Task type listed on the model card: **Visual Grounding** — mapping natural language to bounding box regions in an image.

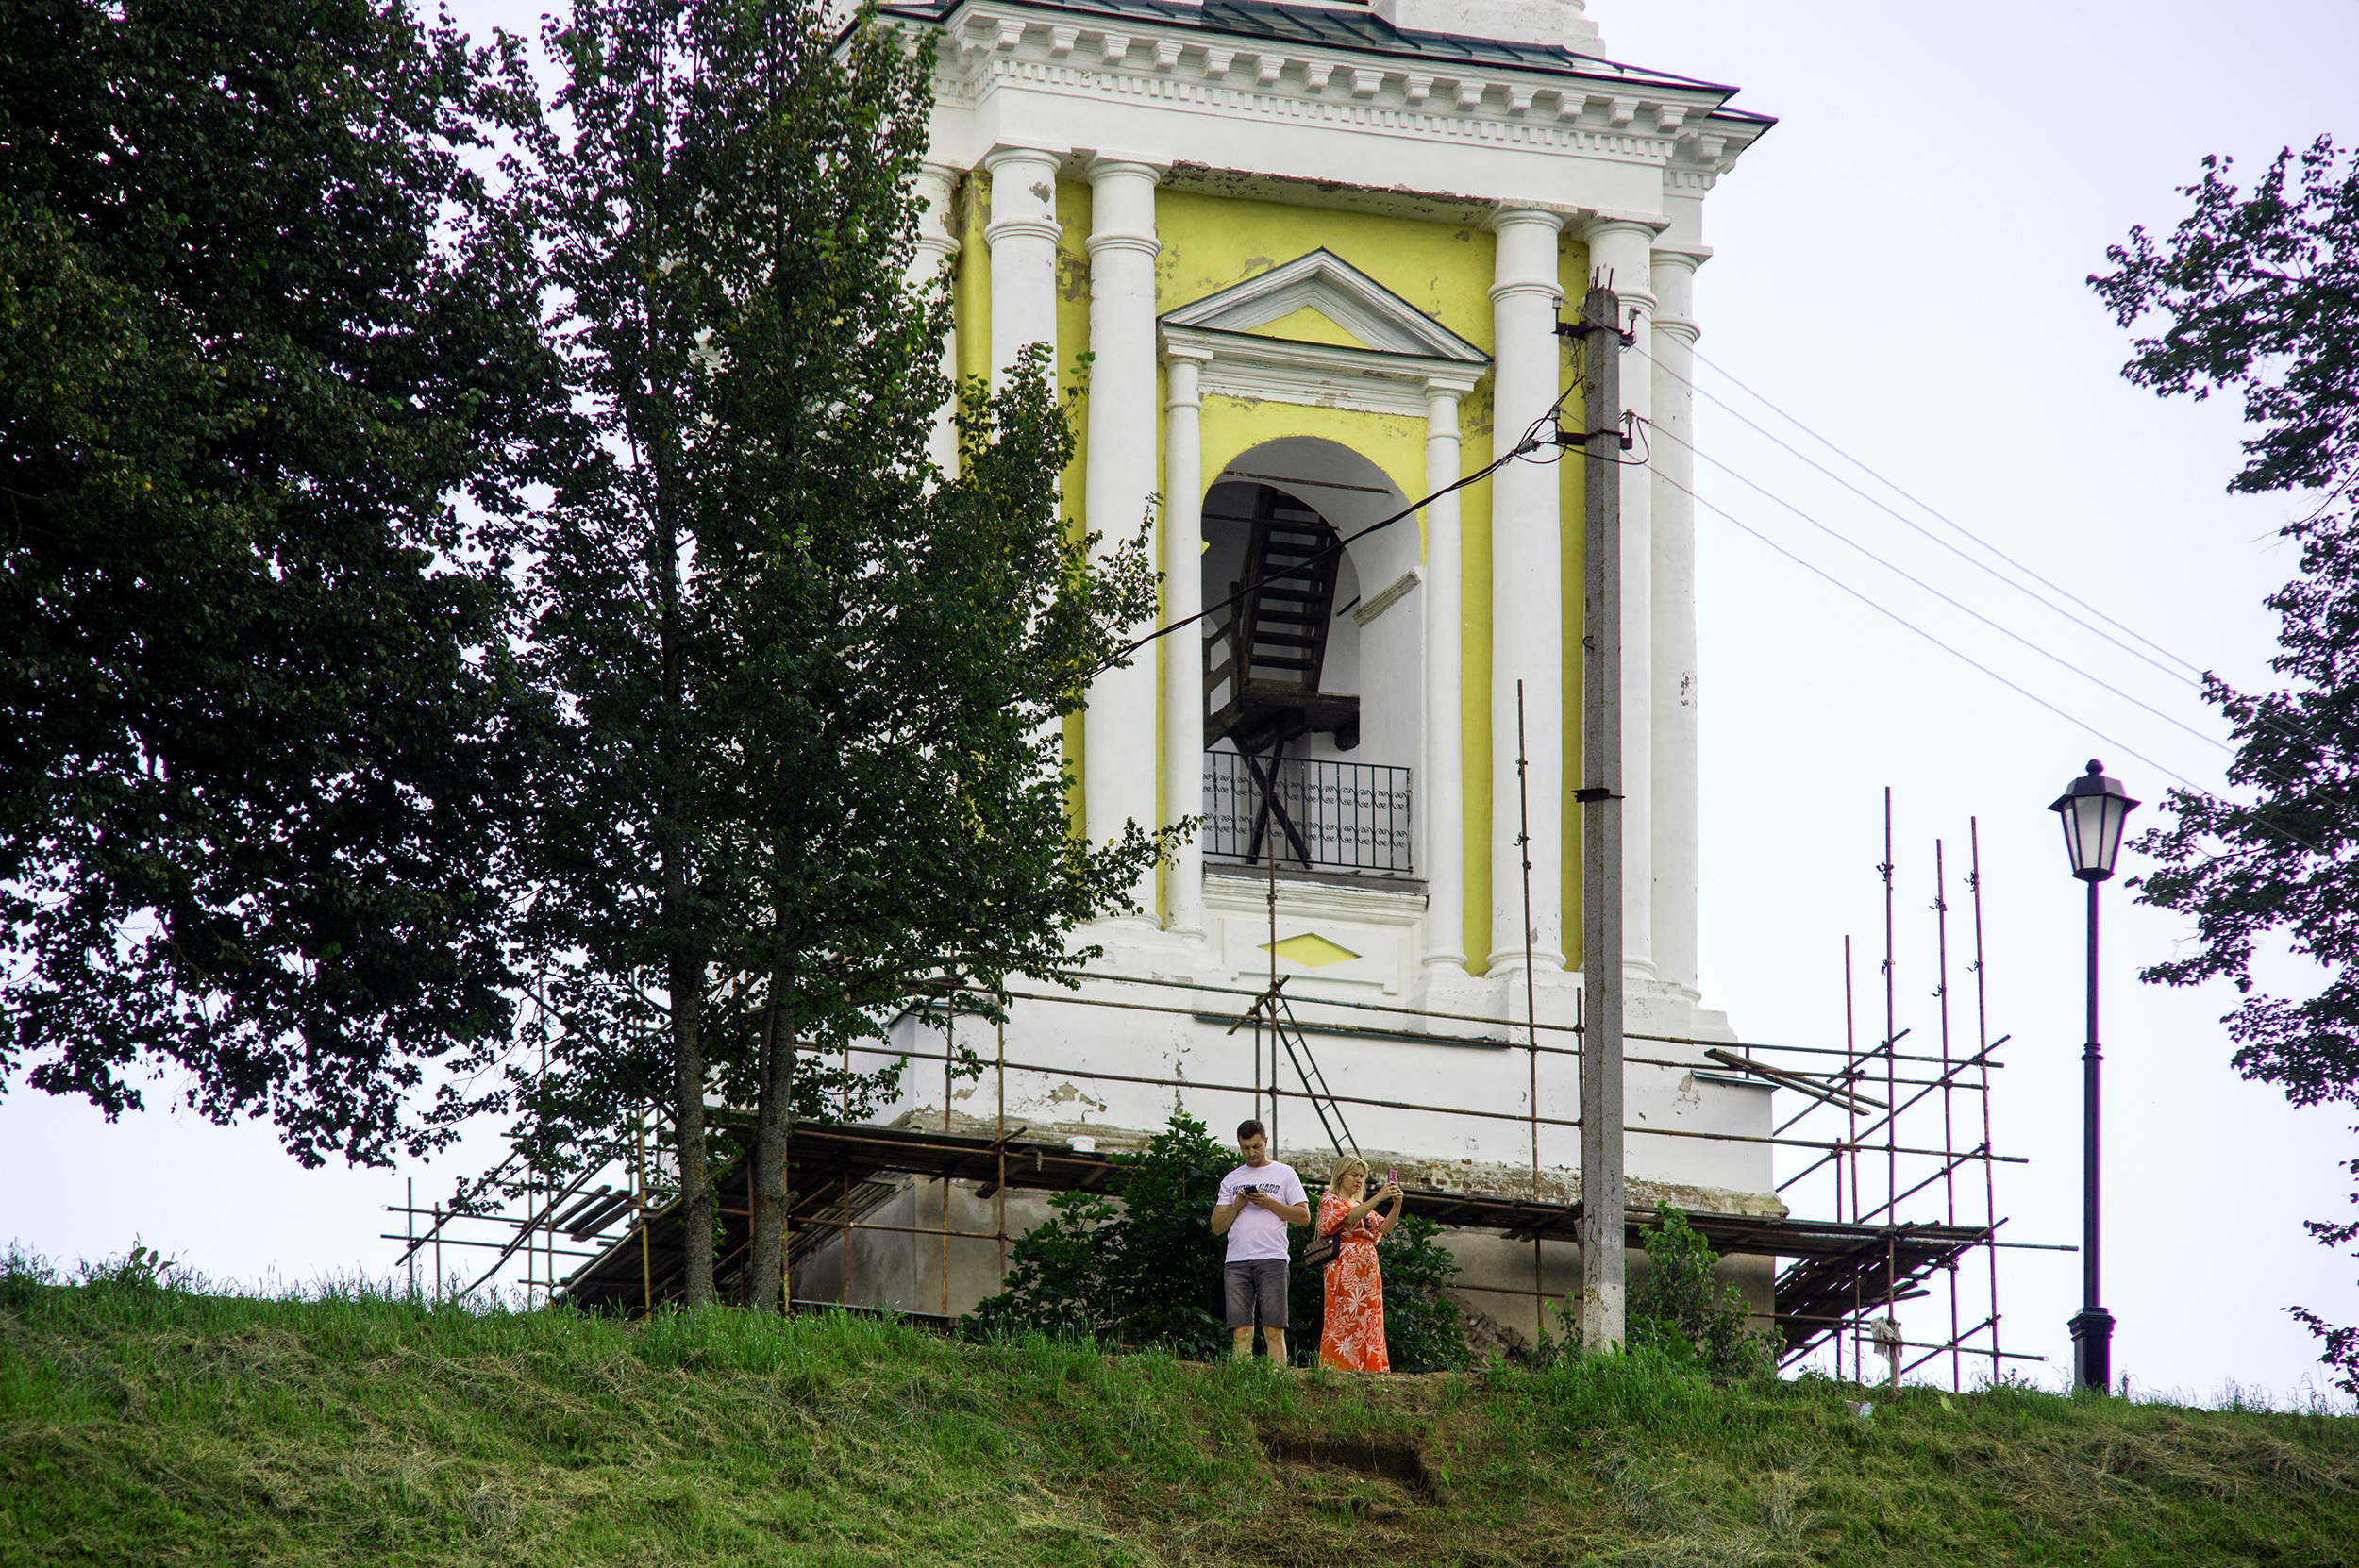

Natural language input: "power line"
[1658,465,2210,795]
[1665,462,2340,862]
[1661,424,2234,757]
[1631,336,2208,689]
[1645,340,2354,854]
[1689,344,2212,682]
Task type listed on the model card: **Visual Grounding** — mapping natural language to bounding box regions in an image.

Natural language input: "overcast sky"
[1611,0,2359,1402]
[6,0,2354,1404]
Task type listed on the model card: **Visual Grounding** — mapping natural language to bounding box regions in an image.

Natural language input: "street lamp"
[2049,759,2138,1394]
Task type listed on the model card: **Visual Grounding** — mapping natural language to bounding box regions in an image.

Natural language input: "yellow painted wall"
[1246,304,1363,349]
[1155,190,1508,969]
[950,172,991,388]
[954,177,1601,975]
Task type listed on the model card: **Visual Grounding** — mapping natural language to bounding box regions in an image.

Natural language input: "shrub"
[1626,1207,1778,1379]
[967,1113,1232,1359]
[1535,1207,1778,1380]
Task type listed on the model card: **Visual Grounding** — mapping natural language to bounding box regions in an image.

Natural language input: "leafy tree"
[519,0,1174,1309]
[975,1113,1471,1370]
[2091,135,2359,1394]
[0,0,561,1165]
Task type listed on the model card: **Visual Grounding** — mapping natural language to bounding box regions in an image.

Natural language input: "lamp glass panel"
[2094,793,2131,875]
[2057,796,2095,867]
[2076,796,2133,881]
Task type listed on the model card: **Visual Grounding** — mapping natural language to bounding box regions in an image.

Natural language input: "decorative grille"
[1201,751,1412,875]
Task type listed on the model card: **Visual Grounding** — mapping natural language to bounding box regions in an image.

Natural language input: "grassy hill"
[3,1270,2355,1566]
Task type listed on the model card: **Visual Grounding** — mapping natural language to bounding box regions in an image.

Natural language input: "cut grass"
[2,1275,2354,1565]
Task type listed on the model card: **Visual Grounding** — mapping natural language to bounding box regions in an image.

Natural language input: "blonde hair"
[1326,1159,1369,1197]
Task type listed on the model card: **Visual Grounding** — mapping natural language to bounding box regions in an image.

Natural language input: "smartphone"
[1386,1169,1397,1188]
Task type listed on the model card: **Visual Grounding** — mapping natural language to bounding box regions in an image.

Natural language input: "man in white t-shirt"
[1209,1119,1311,1361]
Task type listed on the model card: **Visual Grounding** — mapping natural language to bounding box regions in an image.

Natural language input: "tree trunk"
[668,949,715,1308]
[748,899,797,1312]
[652,401,714,1308]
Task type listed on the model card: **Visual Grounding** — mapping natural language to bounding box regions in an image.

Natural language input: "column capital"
[1421,373,1479,401]
[981,145,1064,250]
[1651,316,1700,347]
[1163,358,1203,411]
[1085,229,1161,259]
[1079,153,1167,183]
[910,164,961,264]
[980,142,1066,172]
[1084,154,1160,259]
[1485,204,1568,235]
[1580,213,1664,243]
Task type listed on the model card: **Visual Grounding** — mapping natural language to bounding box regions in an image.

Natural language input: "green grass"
[3,1264,2355,1565]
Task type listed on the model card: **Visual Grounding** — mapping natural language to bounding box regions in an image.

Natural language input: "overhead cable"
[1648,340,2352,851]
[1631,337,2207,687]
[1659,423,2233,756]
[1658,467,2209,795]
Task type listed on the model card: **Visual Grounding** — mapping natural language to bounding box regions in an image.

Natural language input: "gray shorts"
[1224,1259,1289,1330]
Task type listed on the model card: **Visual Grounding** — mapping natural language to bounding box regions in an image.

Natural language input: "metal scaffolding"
[385,793,2049,1390]
[1759,797,2035,1387]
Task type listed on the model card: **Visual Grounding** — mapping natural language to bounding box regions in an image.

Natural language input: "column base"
[2069,1307,2116,1395]
[1066,916,1227,984]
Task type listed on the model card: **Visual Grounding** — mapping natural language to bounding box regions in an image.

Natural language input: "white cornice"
[912,7,1760,180]
[1204,869,1427,924]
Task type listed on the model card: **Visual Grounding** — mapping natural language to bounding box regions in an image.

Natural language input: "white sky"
[6,0,2354,1404]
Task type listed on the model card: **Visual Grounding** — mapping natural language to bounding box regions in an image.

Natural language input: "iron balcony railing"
[1202,751,1412,875]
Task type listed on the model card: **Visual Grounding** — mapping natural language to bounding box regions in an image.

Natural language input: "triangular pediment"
[1160,249,1488,365]
[1249,304,1364,350]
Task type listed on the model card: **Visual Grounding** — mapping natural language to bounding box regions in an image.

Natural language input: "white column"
[1649,245,1704,998]
[1582,217,1657,982]
[1162,349,1211,936]
[1421,377,1474,973]
[908,162,961,476]
[1487,208,1567,977]
[984,146,1067,798]
[1083,158,1163,921]
[982,144,1062,386]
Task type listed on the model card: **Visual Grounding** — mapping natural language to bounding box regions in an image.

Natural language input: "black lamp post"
[2049,759,2138,1394]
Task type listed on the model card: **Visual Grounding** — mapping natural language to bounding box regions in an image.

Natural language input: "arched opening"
[1198,438,1419,877]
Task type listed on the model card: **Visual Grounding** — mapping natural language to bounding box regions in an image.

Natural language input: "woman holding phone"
[1314,1158,1403,1372]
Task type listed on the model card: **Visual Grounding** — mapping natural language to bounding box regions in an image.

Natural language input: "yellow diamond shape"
[1261,932,1361,969]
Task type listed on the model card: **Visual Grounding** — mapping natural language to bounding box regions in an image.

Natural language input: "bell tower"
[871,0,1782,1335]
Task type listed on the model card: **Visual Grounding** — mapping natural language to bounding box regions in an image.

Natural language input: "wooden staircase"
[1204,485,1361,757]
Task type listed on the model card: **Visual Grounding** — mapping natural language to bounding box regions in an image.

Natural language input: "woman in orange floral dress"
[1315,1158,1404,1372]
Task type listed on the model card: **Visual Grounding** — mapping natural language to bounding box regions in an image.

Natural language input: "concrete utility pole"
[1577,284,1628,1351]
